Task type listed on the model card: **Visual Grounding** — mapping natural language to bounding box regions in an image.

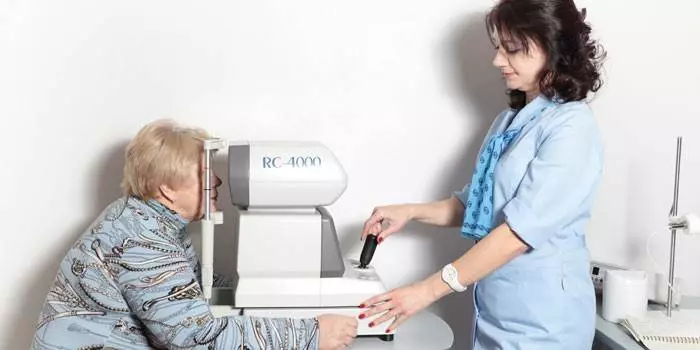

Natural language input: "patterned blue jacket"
[31,196,320,349]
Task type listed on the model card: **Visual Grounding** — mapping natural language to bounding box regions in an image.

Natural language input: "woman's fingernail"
[359,304,366,308]
[378,237,383,244]
[385,329,391,333]
[358,314,365,319]
[368,322,375,327]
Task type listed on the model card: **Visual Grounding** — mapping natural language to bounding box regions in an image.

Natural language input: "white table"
[350,311,454,350]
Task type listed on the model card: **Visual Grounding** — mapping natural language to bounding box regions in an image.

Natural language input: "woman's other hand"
[360,204,414,242]
[317,314,358,350]
[358,280,438,333]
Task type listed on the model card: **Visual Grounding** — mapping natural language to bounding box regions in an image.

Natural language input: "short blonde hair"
[121,119,210,199]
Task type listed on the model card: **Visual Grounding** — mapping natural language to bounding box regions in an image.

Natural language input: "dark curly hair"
[485,0,606,110]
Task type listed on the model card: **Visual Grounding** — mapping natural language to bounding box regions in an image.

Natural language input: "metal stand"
[201,138,227,302]
[666,136,683,317]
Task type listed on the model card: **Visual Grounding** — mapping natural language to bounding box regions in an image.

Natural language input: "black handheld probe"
[358,234,379,269]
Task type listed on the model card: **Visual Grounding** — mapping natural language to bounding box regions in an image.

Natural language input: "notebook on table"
[618,309,700,349]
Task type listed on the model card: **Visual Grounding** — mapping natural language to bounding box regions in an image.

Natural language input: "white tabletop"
[350,311,454,350]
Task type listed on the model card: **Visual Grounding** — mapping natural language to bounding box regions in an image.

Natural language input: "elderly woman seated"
[31,120,357,350]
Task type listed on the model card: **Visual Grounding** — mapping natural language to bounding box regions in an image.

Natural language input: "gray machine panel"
[228,144,250,208]
[318,207,345,278]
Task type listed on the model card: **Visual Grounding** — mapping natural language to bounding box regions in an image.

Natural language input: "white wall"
[580,0,700,293]
[1,1,698,349]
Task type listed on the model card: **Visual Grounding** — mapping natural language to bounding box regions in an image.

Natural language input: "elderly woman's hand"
[317,314,358,350]
[358,280,438,333]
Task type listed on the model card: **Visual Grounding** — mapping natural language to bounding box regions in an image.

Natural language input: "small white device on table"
[199,139,396,340]
[600,270,648,323]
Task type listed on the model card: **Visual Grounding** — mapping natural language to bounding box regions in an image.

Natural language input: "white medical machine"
[199,139,395,340]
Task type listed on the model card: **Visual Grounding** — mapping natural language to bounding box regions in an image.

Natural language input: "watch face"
[445,268,455,280]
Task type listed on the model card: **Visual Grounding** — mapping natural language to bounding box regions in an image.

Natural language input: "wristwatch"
[441,263,467,292]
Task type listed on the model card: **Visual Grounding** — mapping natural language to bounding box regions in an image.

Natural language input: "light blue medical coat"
[455,94,603,350]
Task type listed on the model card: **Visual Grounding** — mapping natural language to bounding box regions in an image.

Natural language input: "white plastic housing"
[235,259,387,308]
[235,209,322,278]
[228,141,348,208]
[232,207,387,308]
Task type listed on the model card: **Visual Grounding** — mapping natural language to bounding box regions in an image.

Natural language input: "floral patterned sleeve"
[117,229,320,349]
[115,198,320,349]
[180,233,232,289]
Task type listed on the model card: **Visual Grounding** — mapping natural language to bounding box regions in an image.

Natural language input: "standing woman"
[358,0,606,349]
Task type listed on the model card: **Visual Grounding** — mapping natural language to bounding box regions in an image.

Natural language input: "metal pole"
[667,136,682,317]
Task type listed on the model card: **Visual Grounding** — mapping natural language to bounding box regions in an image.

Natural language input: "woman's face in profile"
[172,157,223,221]
[491,32,547,95]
